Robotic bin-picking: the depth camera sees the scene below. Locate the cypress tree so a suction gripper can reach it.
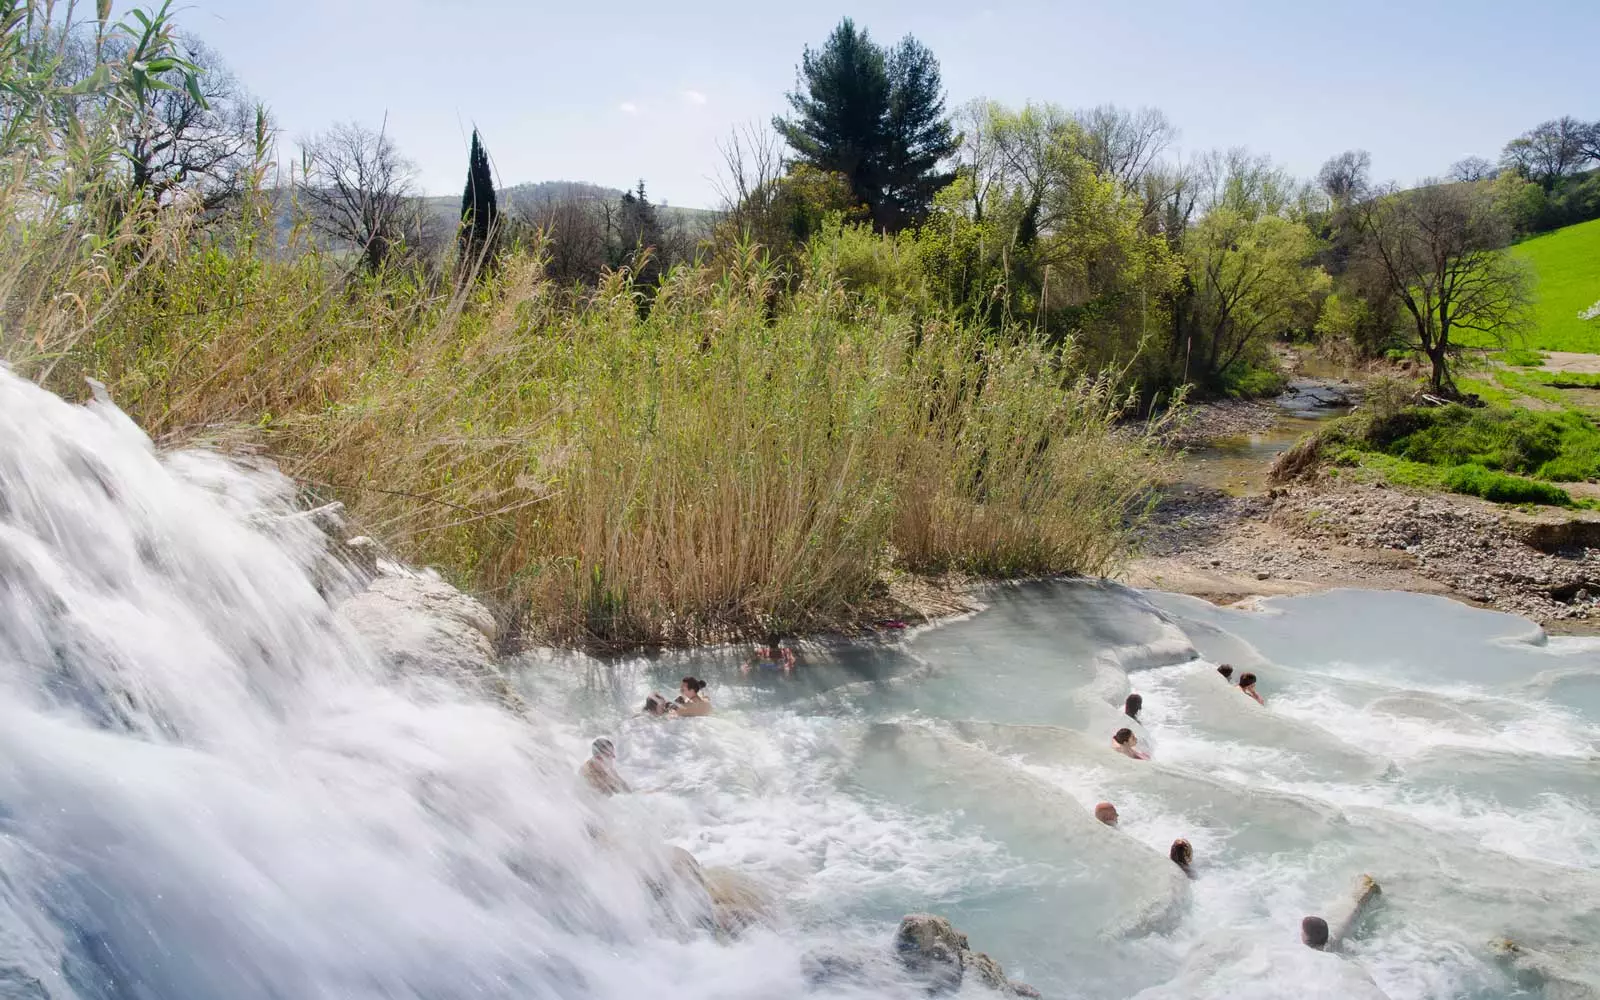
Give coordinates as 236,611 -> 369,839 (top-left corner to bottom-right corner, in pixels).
459,128 -> 497,266
774,19 -> 957,231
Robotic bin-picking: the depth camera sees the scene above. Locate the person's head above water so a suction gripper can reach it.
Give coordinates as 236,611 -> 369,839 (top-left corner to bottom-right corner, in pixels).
1238,671 -> 1257,689
642,693 -> 672,716
1169,838 -> 1192,868
1094,802 -> 1119,826
591,737 -> 615,759
1301,915 -> 1330,950
1113,728 -> 1135,746
1218,664 -> 1234,681
1123,693 -> 1143,720
679,676 -> 707,697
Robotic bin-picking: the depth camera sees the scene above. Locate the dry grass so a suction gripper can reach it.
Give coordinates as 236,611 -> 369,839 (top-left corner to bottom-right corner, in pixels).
3,163 -> 1168,647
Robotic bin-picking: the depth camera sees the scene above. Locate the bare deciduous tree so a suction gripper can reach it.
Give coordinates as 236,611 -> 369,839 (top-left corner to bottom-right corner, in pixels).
712,122 -> 789,247
299,121 -> 417,272
1501,117 -> 1590,189
1353,181 -> 1531,394
120,37 -> 268,209
1316,149 -> 1371,208
515,187 -> 608,286
1073,104 -> 1176,189
1449,156 -> 1498,183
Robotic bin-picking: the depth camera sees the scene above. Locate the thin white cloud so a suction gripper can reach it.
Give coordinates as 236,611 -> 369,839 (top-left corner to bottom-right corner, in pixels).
681,89 -> 707,106
618,101 -> 639,115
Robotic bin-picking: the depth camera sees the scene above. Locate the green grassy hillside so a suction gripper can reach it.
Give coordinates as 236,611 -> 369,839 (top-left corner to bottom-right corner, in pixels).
1491,218 -> 1600,352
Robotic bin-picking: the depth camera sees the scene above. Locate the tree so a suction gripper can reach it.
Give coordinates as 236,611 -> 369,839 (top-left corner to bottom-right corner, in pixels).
1182,209 -> 1328,384
1353,181 -> 1531,394
1074,104 -> 1176,189
458,127 -> 497,268
1502,117 -> 1589,189
1449,156 -> 1497,183
712,123 -> 861,261
878,36 -> 957,229
118,36 -> 267,209
513,187 -> 608,286
1317,149 -> 1370,208
774,18 -> 957,231
613,179 -> 664,286
1581,121 -> 1600,165
300,120 -> 417,273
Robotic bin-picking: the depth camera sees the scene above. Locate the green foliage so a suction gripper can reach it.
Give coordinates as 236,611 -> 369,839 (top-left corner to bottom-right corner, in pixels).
773,18 -> 957,231
1441,464 -> 1572,505
1499,347 -> 1548,366
1182,208 -> 1328,386
1221,362 -> 1289,399
1456,218 -> 1600,353
1521,369 -> 1600,388
1292,394 -> 1600,508
458,128 -> 497,265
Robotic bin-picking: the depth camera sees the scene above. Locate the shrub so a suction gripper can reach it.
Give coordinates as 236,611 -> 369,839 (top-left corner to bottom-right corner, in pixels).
1500,347 -> 1547,367
1442,464 -> 1571,505
1221,361 -> 1289,399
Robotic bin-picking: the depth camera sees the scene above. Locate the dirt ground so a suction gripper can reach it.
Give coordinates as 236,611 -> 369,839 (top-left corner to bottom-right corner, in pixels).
1123,384 -> 1600,634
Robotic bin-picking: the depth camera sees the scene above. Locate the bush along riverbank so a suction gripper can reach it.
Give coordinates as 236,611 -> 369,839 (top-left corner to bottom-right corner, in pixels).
1270,384 -> 1600,508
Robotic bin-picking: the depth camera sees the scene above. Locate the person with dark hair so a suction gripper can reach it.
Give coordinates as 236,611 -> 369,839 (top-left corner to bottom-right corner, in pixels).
1123,693 -> 1143,722
1093,802 -> 1119,826
641,693 -> 677,717
1112,728 -> 1148,760
1169,838 -> 1194,878
1217,664 -> 1235,682
675,676 -> 712,717
1301,915 -> 1330,950
1238,672 -> 1264,705
743,635 -> 796,675
581,737 -> 631,795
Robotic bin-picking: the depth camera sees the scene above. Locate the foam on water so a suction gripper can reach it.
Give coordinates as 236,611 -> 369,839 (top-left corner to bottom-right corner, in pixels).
4,369 -> 1599,999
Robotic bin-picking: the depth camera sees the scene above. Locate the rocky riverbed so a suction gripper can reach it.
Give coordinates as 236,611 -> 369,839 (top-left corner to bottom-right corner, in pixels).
1129,434 -> 1600,631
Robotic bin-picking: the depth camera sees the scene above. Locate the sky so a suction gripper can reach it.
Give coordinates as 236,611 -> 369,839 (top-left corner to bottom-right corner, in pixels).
180,0 -> 1598,210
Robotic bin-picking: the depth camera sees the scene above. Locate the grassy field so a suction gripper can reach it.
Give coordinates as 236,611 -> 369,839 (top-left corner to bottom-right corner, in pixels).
1465,218 -> 1600,353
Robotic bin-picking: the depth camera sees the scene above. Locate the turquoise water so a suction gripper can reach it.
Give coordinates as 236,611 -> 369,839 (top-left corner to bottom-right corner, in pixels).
543,584 -> 1600,999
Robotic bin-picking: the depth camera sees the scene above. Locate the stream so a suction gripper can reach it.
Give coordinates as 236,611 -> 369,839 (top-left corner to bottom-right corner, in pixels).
2,370 -> 1597,999
1182,379 -> 1354,493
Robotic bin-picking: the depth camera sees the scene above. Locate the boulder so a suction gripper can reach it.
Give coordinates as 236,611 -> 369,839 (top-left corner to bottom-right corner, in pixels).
702,866 -> 777,936
895,913 -> 968,993
894,914 -> 1040,996
336,571 -> 519,708
1491,938 -> 1600,1000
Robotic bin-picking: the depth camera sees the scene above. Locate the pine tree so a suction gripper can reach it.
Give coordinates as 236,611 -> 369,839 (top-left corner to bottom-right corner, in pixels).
773,19 -> 889,225
459,128 -> 498,267
880,37 -> 957,230
774,19 -> 957,231
614,180 -> 663,288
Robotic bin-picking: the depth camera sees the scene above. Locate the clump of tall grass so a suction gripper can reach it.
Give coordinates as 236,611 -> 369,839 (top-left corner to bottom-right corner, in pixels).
7,189 -> 1166,643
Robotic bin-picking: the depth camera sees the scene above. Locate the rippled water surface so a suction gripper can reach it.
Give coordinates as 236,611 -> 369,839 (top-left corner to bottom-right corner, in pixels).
2,370 -> 1597,999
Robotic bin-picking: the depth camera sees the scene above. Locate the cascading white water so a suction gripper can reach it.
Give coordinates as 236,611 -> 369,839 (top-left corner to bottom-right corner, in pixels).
0,371 -> 841,1000
4,369 -> 1598,1000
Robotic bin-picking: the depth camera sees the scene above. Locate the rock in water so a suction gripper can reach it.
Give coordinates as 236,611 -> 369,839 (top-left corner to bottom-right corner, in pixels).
337,571 -> 516,706
893,913 -> 1041,996
895,914 -> 968,994
702,866 -> 777,936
